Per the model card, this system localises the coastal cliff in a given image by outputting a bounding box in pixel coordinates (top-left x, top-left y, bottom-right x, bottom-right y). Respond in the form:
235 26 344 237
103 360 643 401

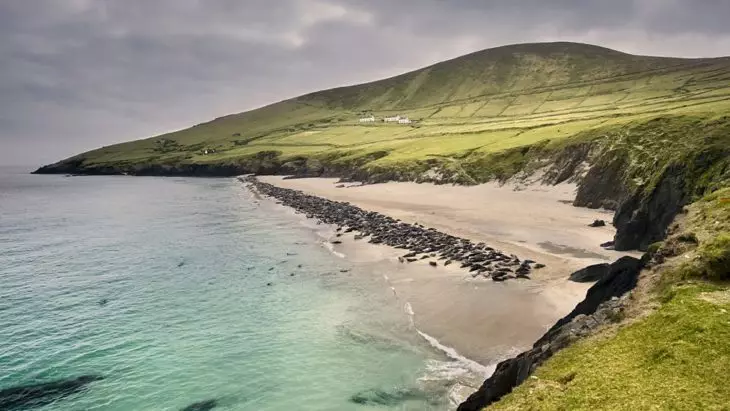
460 186 730 410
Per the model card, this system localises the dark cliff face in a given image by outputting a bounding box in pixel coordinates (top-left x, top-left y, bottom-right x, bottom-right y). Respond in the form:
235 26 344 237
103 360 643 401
613 149 730 251
612 164 689 251
457 256 645 411
573 149 630 210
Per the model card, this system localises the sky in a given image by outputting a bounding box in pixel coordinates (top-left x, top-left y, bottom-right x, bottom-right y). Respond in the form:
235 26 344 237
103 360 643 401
2 0 730 166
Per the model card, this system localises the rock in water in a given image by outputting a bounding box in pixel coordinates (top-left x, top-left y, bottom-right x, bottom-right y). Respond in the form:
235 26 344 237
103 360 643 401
180 399 218 411
350 388 426 406
0 375 103 410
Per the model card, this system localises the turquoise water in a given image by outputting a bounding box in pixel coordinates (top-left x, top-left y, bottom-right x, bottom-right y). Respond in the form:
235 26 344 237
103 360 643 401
0 168 458 410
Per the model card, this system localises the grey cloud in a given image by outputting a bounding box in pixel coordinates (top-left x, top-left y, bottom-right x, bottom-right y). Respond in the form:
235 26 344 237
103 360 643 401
1 0 730 166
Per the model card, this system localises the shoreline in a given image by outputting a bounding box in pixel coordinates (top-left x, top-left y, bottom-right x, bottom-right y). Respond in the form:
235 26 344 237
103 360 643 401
241 177 605 357
240 175 637 405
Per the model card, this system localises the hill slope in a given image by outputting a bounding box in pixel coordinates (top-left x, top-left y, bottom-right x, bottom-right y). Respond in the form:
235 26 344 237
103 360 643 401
36 42 730 251
36 42 730 177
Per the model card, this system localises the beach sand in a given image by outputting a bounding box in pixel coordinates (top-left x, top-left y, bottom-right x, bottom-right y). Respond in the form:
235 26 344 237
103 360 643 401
251 177 636 369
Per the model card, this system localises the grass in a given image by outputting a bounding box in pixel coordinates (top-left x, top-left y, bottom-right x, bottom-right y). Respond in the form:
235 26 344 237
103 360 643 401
488 186 730 410
491 283 730 411
42 42 730 178
664 188 730 282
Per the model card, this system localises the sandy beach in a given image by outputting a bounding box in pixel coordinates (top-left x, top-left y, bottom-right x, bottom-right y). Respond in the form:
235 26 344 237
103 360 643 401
251 176 636 369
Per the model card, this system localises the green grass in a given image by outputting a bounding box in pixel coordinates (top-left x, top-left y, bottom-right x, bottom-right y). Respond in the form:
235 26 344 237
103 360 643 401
489 186 730 410
491 283 730 411
663 188 730 282
42 42 730 177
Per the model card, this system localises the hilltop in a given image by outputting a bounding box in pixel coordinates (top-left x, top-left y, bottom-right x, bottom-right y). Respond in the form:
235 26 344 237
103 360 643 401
36 41 729 179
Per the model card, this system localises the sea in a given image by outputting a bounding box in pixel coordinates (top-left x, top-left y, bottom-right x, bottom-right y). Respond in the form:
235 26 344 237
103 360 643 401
0 167 482 411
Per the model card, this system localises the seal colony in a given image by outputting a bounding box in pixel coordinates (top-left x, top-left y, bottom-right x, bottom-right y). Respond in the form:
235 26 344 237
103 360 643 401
242 176 543 281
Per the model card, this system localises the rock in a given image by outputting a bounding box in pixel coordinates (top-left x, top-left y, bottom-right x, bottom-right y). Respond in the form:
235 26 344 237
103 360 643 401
568 263 610 282
534 263 546 269
0 375 104 410
539 256 644 344
266 282 273 286
331 240 343 244
613 164 689 251
588 219 606 227
600 240 615 249
429 261 437 267
180 399 218 411
339 269 350 273
350 388 427 406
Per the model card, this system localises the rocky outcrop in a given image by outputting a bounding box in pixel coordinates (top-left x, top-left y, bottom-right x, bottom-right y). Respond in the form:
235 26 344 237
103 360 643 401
457 256 644 411
540 142 594 185
180 399 218 411
612 164 689 251
568 263 609 282
0 375 104 410
613 147 730 251
573 149 630 210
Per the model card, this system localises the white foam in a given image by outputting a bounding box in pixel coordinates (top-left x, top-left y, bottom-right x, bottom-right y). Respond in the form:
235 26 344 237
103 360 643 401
402 300 492 378
404 302 415 317
322 241 346 258
416 330 493 378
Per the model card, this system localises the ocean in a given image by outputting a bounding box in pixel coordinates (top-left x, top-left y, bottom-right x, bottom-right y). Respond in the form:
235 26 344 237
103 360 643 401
0 167 475 410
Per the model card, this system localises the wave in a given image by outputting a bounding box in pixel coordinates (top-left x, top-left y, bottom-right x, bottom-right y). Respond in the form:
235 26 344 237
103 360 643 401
322 241 346 258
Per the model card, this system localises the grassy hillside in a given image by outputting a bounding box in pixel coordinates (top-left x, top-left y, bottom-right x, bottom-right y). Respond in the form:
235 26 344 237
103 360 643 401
38 42 730 178
489 187 730 410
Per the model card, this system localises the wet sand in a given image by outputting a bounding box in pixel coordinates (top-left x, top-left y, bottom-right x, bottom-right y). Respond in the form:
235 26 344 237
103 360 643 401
251 177 635 367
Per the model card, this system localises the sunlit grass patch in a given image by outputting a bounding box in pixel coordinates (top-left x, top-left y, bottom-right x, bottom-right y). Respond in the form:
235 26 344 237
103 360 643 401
492 283 730 411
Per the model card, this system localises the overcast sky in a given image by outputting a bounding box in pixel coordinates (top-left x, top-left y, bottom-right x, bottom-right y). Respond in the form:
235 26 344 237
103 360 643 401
3 0 730 166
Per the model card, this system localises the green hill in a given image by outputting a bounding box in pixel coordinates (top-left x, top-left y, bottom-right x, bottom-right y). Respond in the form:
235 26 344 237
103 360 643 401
36 41 730 180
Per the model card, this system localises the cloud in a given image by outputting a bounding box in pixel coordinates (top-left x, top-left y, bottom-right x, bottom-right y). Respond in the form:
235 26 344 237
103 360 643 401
1 0 729 165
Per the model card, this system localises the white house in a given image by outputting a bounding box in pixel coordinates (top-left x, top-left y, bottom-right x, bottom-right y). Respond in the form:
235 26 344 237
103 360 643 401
398 117 412 124
359 115 375 123
383 115 401 122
